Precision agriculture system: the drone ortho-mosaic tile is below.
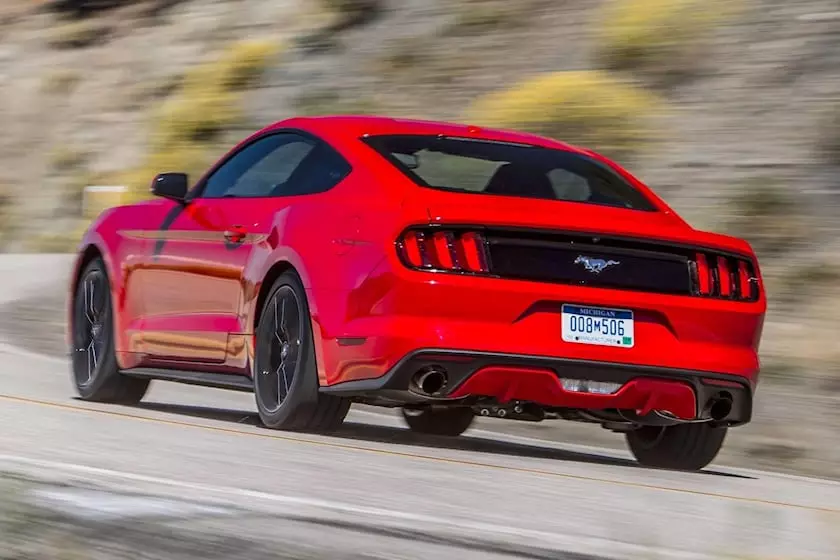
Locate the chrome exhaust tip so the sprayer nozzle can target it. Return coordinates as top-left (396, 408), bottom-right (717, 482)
top-left (410, 366), bottom-right (448, 396)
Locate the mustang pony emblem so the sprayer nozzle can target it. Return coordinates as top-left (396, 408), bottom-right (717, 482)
top-left (575, 255), bottom-right (620, 274)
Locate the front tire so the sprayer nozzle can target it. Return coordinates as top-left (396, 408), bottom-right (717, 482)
top-left (253, 271), bottom-right (350, 432)
top-left (71, 257), bottom-right (149, 404)
top-left (625, 423), bottom-right (728, 471)
top-left (401, 407), bottom-right (475, 436)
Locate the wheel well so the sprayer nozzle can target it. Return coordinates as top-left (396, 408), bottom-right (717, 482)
top-left (253, 261), bottom-right (297, 331)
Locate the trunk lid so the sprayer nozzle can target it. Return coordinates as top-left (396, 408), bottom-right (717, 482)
top-left (404, 190), bottom-right (751, 256)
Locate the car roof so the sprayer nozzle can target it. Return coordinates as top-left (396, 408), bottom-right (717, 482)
top-left (259, 115), bottom-right (591, 155)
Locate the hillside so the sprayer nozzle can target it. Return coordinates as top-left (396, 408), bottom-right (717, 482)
top-left (1, 0), bottom-right (839, 473)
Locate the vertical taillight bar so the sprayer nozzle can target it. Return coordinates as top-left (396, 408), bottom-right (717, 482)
top-left (716, 256), bottom-right (732, 298)
top-left (737, 260), bottom-right (754, 300)
top-left (694, 253), bottom-right (711, 295)
top-left (402, 231), bottom-right (424, 268)
top-left (459, 232), bottom-right (489, 273)
top-left (432, 231), bottom-right (456, 269)
top-left (399, 228), bottom-right (489, 274)
top-left (692, 251), bottom-right (758, 301)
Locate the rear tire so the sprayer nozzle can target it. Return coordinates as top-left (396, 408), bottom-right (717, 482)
top-left (253, 271), bottom-right (350, 432)
top-left (625, 423), bottom-right (727, 471)
top-left (71, 257), bottom-right (149, 404)
top-left (401, 407), bottom-right (475, 436)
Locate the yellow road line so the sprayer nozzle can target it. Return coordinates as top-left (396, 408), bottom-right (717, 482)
top-left (1, 393), bottom-right (837, 515)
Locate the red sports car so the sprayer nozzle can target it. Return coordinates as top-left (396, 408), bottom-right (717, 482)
top-left (68, 115), bottom-right (765, 471)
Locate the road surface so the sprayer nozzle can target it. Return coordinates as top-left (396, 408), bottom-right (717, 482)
top-left (0, 255), bottom-right (838, 559)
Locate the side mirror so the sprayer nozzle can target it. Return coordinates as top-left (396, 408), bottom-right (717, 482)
top-left (151, 173), bottom-right (189, 202)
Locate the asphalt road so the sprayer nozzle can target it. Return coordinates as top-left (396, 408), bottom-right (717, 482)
top-left (0, 255), bottom-right (838, 560)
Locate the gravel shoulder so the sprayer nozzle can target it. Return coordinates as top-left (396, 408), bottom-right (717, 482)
top-left (2, 473), bottom-right (606, 560)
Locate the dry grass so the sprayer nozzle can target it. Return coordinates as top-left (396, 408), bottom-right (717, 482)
top-left (115, 38), bottom-right (282, 199)
top-left (0, 186), bottom-right (17, 250)
top-left (444, 0), bottom-right (527, 35)
top-left (817, 101), bottom-right (840, 166)
top-left (24, 221), bottom-right (90, 253)
top-left (46, 18), bottom-right (111, 49)
top-left (48, 146), bottom-right (87, 173)
top-left (40, 69), bottom-right (81, 95)
top-left (294, 89), bottom-right (381, 116)
top-left (594, 0), bottom-right (740, 87)
top-left (464, 70), bottom-right (661, 161)
top-left (319, 0), bottom-right (381, 32)
top-left (722, 177), bottom-right (810, 258)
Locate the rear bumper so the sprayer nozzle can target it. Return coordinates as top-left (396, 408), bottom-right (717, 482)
top-left (321, 348), bottom-right (755, 425)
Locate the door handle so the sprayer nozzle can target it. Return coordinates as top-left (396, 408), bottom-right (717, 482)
top-left (223, 225), bottom-right (247, 244)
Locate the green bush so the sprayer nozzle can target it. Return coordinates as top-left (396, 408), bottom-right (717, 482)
top-left (463, 70), bottom-right (661, 161)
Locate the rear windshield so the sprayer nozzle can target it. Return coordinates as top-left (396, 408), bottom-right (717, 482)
top-left (361, 134), bottom-right (657, 211)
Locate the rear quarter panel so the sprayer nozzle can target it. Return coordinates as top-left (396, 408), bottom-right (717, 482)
top-left (239, 157), bottom-right (425, 383)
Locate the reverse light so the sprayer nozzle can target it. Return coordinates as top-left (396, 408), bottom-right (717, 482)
top-left (560, 378), bottom-right (622, 395)
top-left (397, 228), bottom-right (490, 274)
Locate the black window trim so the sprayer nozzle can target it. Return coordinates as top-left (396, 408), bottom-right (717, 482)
top-left (359, 133), bottom-right (658, 212)
top-left (185, 127), bottom-right (353, 202)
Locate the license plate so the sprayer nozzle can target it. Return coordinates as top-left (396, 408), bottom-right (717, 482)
top-left (561, 304), bottom-right (634, 348)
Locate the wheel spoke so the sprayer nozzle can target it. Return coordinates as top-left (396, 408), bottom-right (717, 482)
top-left (280, 298), bottom-right (286, 336)
top-left (258, 288), bottom-right (301, 414)
top-left (88, 278), bottom-right (98, 321)
top-left (83, 280), bottom-right (93, 325)
top-left (86, 341), bottom-right (94, 382)
top-left (74, 269), bottom-right (110, 389)
top-left (274, 296), bottom-right (285, 344)
top-left (90, 341), bottom-right (98, 373)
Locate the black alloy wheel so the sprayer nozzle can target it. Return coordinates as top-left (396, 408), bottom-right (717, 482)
top-left (255, 285), bottom-right (302, 414)
top-left (73, 264), bottom-right (109, 390)
top-left (71, 257), bottom-right (149, 403)
top-left (253, 271), bottom-right (350, 431)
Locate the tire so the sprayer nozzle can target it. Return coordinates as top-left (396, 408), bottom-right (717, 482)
top-left (401, 407), bottom-right (475, 437)
top-left (71, 257), bottom-right (149, 404)
top-left (253, 271), bottom-right (350, 432)
top-left (625, 423), bottom-right (728, 471)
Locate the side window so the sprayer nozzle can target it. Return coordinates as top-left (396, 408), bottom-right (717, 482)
top-left (200, 132), bottom-right (349, 199)
top-left (547, 168), bottom-right (590, 202)
top-left (280, 141), bottom-right (352, 196)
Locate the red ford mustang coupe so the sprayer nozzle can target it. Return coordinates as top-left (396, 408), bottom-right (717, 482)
top-left (68, 115), bottom-right (765, 471)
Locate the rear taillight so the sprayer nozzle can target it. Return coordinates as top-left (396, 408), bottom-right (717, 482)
top-left (691, 251), bottom-right (759, 301)
top-left (397, 228), bottom-right (490, 274)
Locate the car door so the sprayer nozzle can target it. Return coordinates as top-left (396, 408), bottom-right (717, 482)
top-left (136, 193), bottom-right (241, 365)
top-left (192, 131), bottom-right (354, 371)
top-left (136, 134), bottom-right (311, 365)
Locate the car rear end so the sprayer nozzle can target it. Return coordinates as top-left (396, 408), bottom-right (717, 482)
top-left (329, 130), bottom-right (765, 429)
